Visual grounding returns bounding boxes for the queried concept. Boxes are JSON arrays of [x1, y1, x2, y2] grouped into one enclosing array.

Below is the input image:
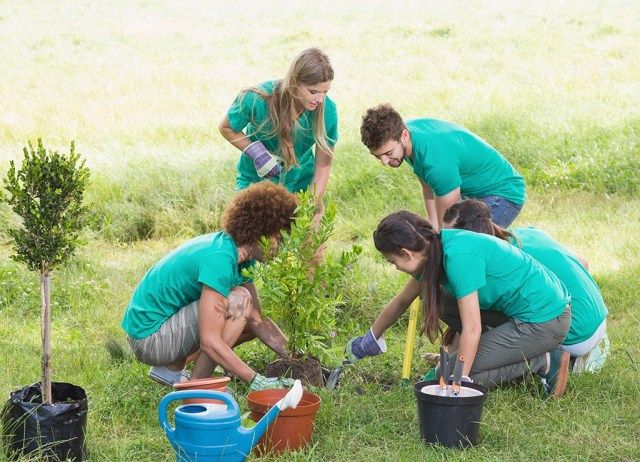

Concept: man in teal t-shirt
[[122, 232, 255, 340], [360, 104, 525, 229], [121, 182, 298, 391], [221, 79, 339, 194]]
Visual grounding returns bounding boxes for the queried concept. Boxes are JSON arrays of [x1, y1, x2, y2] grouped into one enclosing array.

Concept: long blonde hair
[[240, 48, 335, 169]]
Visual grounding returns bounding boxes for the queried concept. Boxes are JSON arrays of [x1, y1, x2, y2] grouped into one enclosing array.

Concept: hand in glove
[[250, 373, 295, 391], [345, 328, 387, 364], [243, 141, 282, 178]]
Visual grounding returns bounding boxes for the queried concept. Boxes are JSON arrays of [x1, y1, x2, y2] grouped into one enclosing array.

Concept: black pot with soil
[[266, 356, 325, 387], [2, 381, 88, 461]]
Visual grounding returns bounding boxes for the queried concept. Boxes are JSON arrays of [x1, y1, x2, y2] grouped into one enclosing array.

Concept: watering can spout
[[238, 380, 303, 454]]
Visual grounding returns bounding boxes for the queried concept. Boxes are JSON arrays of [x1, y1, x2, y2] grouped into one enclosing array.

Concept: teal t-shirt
[[511, 227, 608, 345], [121, 232, 255, 339], [441, 229, 570, 323], [227, 80, 339, 193], [405, 118, 525, 205]]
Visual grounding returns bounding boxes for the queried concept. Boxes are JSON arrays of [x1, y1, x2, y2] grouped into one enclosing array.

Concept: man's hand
[[345, 328, 387, 363], [244, 141, 282, 178]]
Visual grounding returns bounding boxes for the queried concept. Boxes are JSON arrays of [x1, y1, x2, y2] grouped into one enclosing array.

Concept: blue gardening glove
[[345, 328, 387, 363], [243, 141, 282, 178], [250, 373, 295, 391]]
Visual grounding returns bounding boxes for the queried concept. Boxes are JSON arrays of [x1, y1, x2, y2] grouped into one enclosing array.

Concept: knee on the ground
[[227, 286, 253, 319]]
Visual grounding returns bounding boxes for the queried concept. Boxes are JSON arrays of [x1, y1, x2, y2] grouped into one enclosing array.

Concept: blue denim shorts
[[477, 196, 523, 228]]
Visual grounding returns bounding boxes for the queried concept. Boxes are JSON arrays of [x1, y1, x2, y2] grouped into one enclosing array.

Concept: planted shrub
[[247, 191, 361, 382], [3, 139, 90, 405]]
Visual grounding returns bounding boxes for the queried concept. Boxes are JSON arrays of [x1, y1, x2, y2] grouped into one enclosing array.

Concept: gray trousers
[[439, 292, 571, 388]]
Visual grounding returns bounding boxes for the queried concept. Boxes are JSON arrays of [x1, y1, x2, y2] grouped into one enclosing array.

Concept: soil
[[265, 356, 324, 387]]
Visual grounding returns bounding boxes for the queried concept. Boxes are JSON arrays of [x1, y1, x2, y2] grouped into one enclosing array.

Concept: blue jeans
[[477, 196, 523, 228]]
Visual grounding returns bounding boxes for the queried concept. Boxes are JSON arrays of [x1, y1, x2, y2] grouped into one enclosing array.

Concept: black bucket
[[414, 380, 487, 448], [2, 382, 88, 461]]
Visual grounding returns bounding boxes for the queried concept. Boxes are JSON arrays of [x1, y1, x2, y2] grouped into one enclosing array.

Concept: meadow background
[[1, 1, 639, 460]]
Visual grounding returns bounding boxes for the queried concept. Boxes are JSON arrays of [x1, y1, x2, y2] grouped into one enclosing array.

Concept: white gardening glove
[[250, 373, 295, 391]]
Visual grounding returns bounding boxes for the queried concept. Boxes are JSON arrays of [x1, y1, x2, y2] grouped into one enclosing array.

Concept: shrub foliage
[[247, 192, 361, 365]]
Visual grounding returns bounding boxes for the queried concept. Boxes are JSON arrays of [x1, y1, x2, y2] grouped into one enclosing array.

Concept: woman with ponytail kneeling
[[345, 210, 572, 398]]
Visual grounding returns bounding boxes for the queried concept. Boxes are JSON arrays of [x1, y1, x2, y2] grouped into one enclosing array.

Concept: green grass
[[1, 1, 640, 460]]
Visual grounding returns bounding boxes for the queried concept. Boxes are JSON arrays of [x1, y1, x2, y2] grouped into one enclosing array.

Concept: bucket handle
[[158, 390, 239, 443]]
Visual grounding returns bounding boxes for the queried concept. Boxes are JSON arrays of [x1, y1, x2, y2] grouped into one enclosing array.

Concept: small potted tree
[[246, 192, 360, 454], [1, 139, 90, 461]]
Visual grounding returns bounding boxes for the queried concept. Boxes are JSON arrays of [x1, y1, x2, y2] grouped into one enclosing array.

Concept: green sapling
[[3, 139, 90, 405]]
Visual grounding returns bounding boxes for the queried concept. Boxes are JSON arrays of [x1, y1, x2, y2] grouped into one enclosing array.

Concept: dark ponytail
[[444, 199, 515, 242], [373, 211, 444, 342]]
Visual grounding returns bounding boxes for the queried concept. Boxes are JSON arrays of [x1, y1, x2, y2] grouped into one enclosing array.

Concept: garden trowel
[[325, 359, 351, 391]]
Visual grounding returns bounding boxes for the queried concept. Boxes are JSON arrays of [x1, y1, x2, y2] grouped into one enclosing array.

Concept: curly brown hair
[[221, 182, 298, 246], [360, 103, 406, 149]]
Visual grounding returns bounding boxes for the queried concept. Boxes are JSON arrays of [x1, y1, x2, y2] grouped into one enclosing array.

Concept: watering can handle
[[158, 390, 240, 443]]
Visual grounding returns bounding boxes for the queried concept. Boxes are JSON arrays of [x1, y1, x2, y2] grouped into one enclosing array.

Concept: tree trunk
[[41, 274, 52, 405]]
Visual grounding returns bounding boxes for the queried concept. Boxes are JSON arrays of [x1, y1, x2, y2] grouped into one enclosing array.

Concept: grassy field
[[1, 1, 640, 460]]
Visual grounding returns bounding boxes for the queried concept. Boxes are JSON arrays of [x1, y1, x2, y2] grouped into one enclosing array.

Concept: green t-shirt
[[227, 80, 339, 193], [405, 118, 525, 205], [511, 227, 607, 345], [121, 232, 255, 339], [441, 229, 570, 323]]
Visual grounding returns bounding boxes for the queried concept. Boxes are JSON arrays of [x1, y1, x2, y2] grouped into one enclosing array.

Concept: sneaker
[[541, 350, 570, 398], [148, 366, 191, 387]]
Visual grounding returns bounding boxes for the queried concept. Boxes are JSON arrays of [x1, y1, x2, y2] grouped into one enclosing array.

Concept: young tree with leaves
[[3, 139, 89, 405]]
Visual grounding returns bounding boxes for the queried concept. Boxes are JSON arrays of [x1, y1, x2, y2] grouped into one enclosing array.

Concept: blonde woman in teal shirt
[[219, 48, 339, 216]]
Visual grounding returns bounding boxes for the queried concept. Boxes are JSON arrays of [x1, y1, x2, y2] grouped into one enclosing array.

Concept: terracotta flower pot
[[247, 388, 321, 455], [172, 377, 230, 404]]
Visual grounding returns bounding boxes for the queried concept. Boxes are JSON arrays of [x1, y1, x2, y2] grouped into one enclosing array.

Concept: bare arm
[[434, 187, 461, 230], [198, 285, 255, 382], [420, 180, 438, 230], [219, 115, 252, 151], [310, 146, 333, 202], [308, 147, 333, 265], [371, 278, 421, 338], [242, 282, 289, 357], [456, 291, 482, 377]]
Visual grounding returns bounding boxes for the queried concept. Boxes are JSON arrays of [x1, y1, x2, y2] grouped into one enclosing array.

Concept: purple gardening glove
[[345, 328, 387, 363], [243, 141, 282, 178]]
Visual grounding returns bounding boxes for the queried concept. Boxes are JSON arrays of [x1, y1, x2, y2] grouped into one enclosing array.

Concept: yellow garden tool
[[400, 298, 420, 386]]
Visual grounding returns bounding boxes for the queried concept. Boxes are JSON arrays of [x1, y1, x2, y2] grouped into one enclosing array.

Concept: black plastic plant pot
[[2, 382, 88, 461], [414, 380, 487, 449]]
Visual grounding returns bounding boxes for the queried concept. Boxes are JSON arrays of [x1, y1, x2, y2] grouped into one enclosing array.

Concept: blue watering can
[[158, 380, 303, 462]]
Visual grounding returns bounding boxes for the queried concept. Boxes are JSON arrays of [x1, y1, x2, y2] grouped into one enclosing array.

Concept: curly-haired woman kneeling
[[121, 182, 298, 391]]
